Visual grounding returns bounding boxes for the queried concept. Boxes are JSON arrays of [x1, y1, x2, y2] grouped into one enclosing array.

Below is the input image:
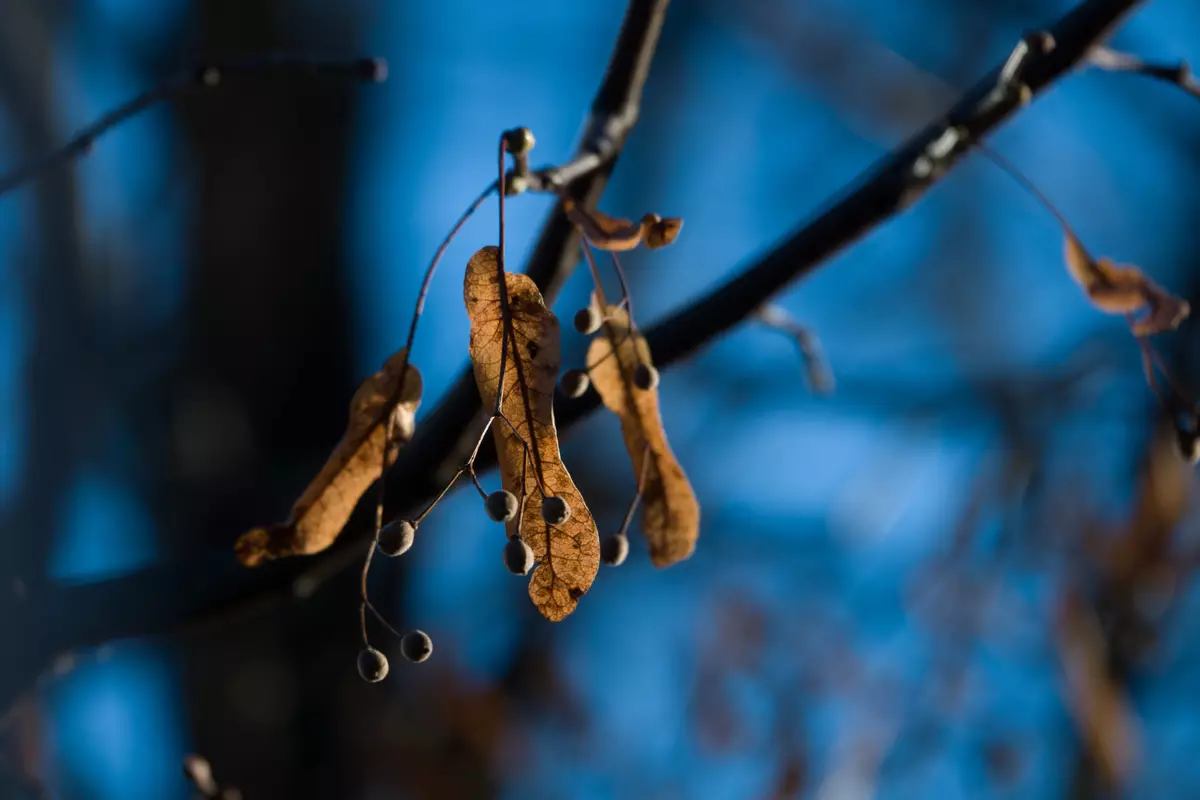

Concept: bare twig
[[754, 305, 834, 395], [1088, 45, 1200, 100], [0, 55, 386, 197]]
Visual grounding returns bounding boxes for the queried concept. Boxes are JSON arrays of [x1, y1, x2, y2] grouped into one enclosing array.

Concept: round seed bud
[[357, 647, 389, 683], [503, 535, 535, 575], [541, 495, 571, 525], [559, 368, 591, 399], [633, 363, 659, 391], [601, 532, 629, 567], [573, 306, 601, 335], [400, 630, 433, 663], [486, 490, 519, 523], [377, 519, 416, 557], [502, 127, 536, 155]]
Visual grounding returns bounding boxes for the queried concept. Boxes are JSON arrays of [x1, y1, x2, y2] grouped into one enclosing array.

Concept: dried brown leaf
[[642, 214, 684, 249], [563, 198, 683, 251], [1063, 232, 1189, 336], [587, 306, 699, 566], [464, 246, 599, 621], [235, 350, 422, 566]]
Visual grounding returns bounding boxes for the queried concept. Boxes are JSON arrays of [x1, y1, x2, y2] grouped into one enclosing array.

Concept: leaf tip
[[642, 214, 683, 249], [234, 526, 275, 567]]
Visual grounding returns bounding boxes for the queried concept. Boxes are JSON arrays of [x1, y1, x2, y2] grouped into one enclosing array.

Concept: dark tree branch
[[0, 56, 385, 197], [0, 0, 1145, 711]]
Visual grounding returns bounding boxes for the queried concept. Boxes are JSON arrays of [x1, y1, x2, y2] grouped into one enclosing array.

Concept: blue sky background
[[3, 0, 1200, 797]]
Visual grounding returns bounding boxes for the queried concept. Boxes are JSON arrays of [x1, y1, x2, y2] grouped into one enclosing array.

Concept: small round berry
[[503, 535, 535, 575], [377, 519, 416, 557], [486, 490, 519, 523], [633, 363, 659, 391], [357, 647, 389, 682], [502, 127, 536, 155], [601, 532, 629, 567], [559, 368, 591, 399], [541, 495, 571, 526], [573, 306, 601, 335], [400, 630, 433, 663]]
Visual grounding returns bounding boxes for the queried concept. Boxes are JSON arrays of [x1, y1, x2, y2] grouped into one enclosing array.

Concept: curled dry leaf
[[464, 246, 599, 621], [234, 349, 422, 566], [562, 198, 682, 251], [1063, 232, 1189, 337], [588, 306, 699, 566], [1054, 592, 1141, 786]]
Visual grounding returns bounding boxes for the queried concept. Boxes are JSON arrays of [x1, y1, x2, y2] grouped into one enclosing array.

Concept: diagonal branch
[[0, 0, 1146, 713]]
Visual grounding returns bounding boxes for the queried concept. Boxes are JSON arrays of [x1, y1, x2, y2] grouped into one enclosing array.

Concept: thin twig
[[1088, 45, 1200, 100], [0, 55, 386, 197], [754, 305, 834, 395], [619, 446, 653, 537]]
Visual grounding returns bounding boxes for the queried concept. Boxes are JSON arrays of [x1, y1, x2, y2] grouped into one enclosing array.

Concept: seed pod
[[633, 363, 659, 391], [357, 647, 389, 682], [573, 306, 601, 335], [502, 127, 536, 155], [377, 519, 416, 557], [559, 368, 591, 399], [601, 532, 629, 567], [503, 535, 535, 575], [401, 630, 433, 663], [541, 495, 571, 525], [486, 490, 519, 522]]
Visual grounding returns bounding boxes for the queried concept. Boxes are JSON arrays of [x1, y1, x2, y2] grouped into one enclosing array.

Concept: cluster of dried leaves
[[234, 146, 698, 630]]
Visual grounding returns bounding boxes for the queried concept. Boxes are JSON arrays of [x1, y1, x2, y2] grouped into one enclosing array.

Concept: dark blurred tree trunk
[[0, 0, 90, 683], [166, 2, 363, 795]]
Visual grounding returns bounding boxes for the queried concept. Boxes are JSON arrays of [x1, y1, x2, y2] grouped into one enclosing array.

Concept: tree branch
[[0, 0, 1146, 712], [0, 55, 386, 197]]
